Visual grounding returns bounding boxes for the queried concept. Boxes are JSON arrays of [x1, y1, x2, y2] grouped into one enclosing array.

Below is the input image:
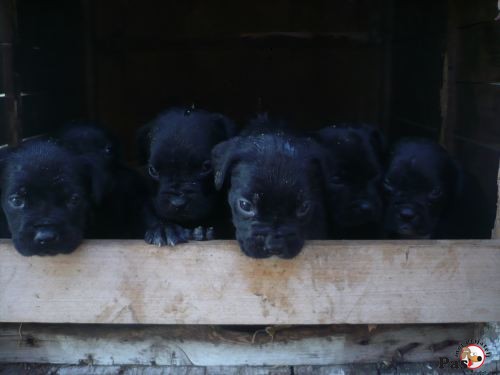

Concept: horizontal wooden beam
[[0, 239, 499, 324], [0, 323, 482, 366]]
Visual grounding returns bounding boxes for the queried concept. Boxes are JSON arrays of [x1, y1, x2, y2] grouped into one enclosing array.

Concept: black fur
[[137, 107, 237, 246], [0, 139, 103, 256], [383, 138, 493, 239], [58, 122, 149, 238], [315, 124, 385, 239], [212, 125, 328, 259]]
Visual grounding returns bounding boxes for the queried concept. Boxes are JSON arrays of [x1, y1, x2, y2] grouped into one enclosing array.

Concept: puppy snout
[[398, 207, 417, 222], [357, 200, 374, 213], [263, 230, 295, 255], [168, 195, 188, 209], [264, 236, 286, 255], [34, 227, 60, 245]]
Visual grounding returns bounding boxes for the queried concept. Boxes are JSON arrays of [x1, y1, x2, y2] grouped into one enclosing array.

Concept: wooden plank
[[0, 323, 480, 366], [455, 83, 500, 146], [0, 0, 20, 145], [494, 163, 500, 239], [453, 0, 499, 27], [93, 0, 384, 40], [456, 22, 500, 83], [0, 240, 499, 324]]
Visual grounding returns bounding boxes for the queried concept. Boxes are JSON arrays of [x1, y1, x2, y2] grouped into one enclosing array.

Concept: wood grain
[[494, 163, 500, 239], [0, 323, 478, 366], [0, 239, 499, 324]]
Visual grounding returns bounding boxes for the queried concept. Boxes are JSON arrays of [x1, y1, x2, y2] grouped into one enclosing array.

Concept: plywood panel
[[0, 240, 499, 324]]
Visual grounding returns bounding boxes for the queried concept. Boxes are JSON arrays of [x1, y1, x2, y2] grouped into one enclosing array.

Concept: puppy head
[[383, 139, 458, 238], [213, 133, 326, 259], [58, 122, 119, 160], [138, 108, 236, 224], [316, 124, 385, 228], [0, 140, 100, 256]]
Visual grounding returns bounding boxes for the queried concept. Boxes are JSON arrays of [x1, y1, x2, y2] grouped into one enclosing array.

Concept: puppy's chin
[[236, 234, 305, 259], [154, 195, 216, 224], [335, 212, 380, 228], [12, 232, 83, 257], [392, 224, 430, 239]]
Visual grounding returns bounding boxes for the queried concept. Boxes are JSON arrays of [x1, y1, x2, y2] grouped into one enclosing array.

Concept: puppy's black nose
[[34, 228, 59, 245], [264, 236, 286, 255], [168, 195, 188, 209], [398, 207, 416, 222], [358, 200, 374, 213]]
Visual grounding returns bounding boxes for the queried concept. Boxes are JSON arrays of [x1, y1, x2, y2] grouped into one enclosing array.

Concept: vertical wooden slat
[[82, 0, 96, 121], [0, 0, 20, 145], [493, 161, 500, 239], [440, 0, 458, 152]]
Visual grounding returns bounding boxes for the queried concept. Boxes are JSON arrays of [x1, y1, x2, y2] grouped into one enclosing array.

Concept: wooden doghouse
[[0, 0, 499, 373]]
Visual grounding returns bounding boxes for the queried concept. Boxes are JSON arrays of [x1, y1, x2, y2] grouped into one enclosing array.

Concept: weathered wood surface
[[0, 324, 482, 366], [0, 240, 499, 324], [494, 163, 500, 239], [2, 364, 496, 375]]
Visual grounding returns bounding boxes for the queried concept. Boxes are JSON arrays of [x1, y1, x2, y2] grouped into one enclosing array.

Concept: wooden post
[[0, 0, 20, 145], [493, 161, 500, 239], [81, 0, 96, 121], [440, 0, 458, 152]]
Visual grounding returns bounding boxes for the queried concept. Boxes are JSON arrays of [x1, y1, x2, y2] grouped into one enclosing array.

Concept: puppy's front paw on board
[[144, 223, 189, 246], [190, 226, 215, 241]]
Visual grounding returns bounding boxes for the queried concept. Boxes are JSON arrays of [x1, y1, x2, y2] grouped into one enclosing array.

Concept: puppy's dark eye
[[68, 193, 81, 207], [201, 160, 212, 174], [296, 201, 311, 218], [148, 165, 159, 179], [8, 195, 25, 209], [428, 187, 443, 201], [238, 198, 255, 217], [330, 175, 344, 185], [104, 144, 114, 156], [383, 179, 394, 193]]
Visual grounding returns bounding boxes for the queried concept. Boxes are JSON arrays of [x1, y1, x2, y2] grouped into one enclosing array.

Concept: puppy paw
[[165, 224, 190, 246], [191, 226, 215, 241], [144, 223, 189, 246]]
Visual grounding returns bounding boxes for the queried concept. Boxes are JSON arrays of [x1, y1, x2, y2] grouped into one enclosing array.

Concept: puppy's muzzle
[[398, 206, 419, 223], [263, 231, 295, 256], [33, 226, 60, 246]]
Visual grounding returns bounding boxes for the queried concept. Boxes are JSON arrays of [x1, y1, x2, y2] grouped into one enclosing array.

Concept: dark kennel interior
[[1, 0, 499, 209]]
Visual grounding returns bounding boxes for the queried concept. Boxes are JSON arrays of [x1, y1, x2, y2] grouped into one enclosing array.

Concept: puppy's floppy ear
[[212, 136, 242, 190], [136, 123, 154, 165], [305, 139, 330, 185], [363, 124, 386, 158], [0, 145, 12, 189], [78, 155, 111, 205]]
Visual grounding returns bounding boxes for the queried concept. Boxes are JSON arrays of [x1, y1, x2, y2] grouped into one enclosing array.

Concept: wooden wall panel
[[457, 22, 500, 83], [1, 239, 499, 325], [92, 0, 388, 159]]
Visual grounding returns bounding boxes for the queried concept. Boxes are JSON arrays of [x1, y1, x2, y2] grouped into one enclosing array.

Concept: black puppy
[[58, 122, 148, 238], [383, 138, 493, 239], [212, 127, 328, 258], [0, 139, 103, 256], [315, 124, 385, 239], [137, 107, 236, 246]]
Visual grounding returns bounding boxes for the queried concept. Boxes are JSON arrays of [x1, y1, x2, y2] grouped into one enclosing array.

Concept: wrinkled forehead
[[387, 157, 443, 191], [3, 158, 83, 193], [232, 159, 308, 201]]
